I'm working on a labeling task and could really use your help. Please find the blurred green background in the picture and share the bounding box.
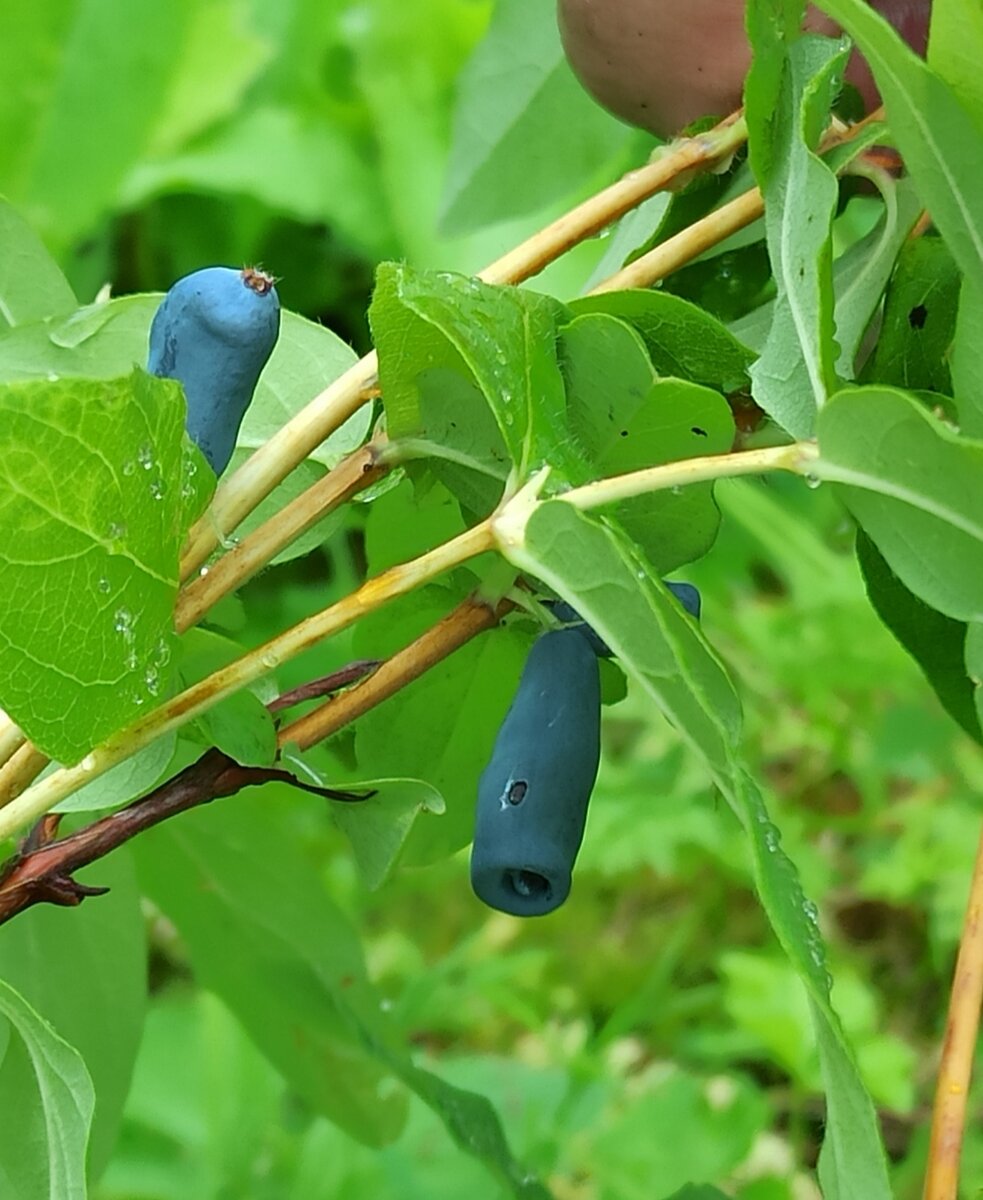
[2,1,980,1197]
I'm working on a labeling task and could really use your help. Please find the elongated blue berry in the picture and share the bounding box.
[147,266,280,475]
[471,629,601,917]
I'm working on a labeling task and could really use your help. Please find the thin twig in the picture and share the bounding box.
[558,443,819,512]
[591,105,885,294]
[923,820,983,1200]
[0,751,369,927]
[278,594,513,751]
[176,441,387,632]
[0,716,24,767]
[589,187,764,294]
[0,744,52,810]
[267,661,381,715]
[479,112,748,286]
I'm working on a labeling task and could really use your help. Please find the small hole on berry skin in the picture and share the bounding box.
[506,869,550,900]
[507,780,528,805]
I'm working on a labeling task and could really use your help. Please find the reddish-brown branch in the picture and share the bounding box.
[923,819,983,1200]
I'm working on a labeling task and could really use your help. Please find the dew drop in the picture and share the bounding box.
[261,651,279,669]
[97,577,111,594]
[805,474,822,490]
[149,477,165,500]
[80,753,96,772]
[137,443,154,470]
[113,608,134,636]
[122,460,136,477]
[144,667,160,696]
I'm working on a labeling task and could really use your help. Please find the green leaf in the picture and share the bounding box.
[283,755,447,890]
[867,237,962,394]
[568,291,755,394]
[0,370,203,762]
[559,313,735,571]
[952,278,983,439]
[816,386,983,621]
[378,1056,554,1200]
[816,0,983,301]
[132,793,409,1148]
[967,622,983,728]
[0,852,147,1176]
[746,32,848,436]
[831,176,924,376]
[438,0,629,236]
[349,595,531,864]
[178,629,277,767]
[371,264,586,485]
[0,978,94,1200]
[493,496,892,1196]
[143,0,274,157]
[927,0,983,122]
[52,733,177,813]
[0,1,190,248]
[733,176,923,375]
[0,198,76,329]
[856,531,980,742]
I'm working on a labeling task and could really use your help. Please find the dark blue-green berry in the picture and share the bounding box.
[471,629,601,917]
[147,266,280,476]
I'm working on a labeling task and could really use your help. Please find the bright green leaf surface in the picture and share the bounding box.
[0,853,146,1176]
[746,33,847,436]
[438,0,629,236]
[178,629,277,768]
[286,756,447,890]
[52,733,177,813]
[0,198,77,329]
[0,371,199,762]
[816,386,983,621]
[559,313,734,571]
[0,978,94,1200]
[372,264,585,484]
[568,291,755,394]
